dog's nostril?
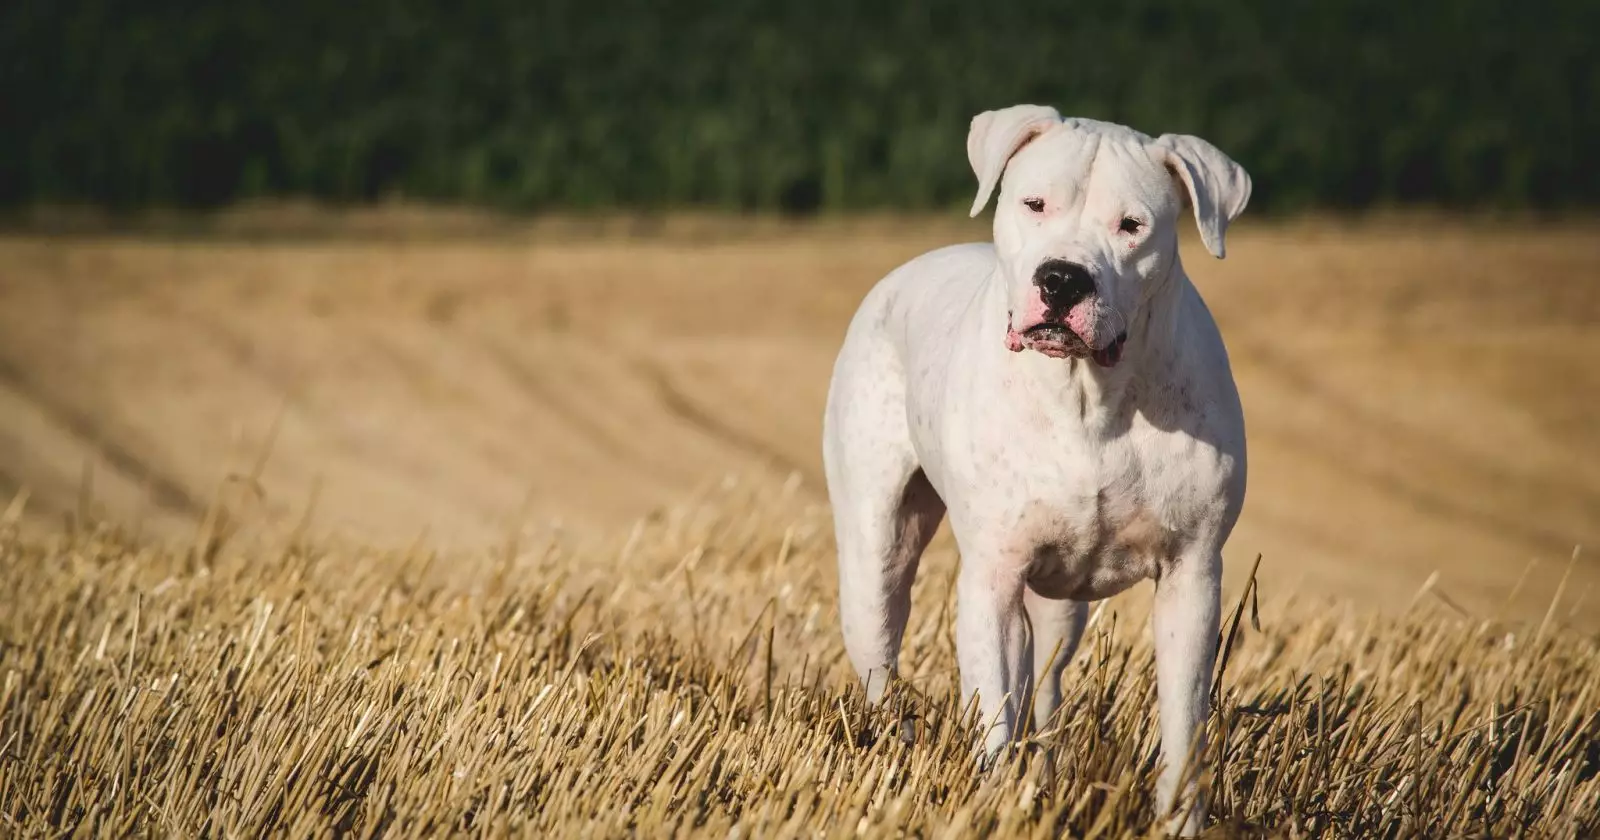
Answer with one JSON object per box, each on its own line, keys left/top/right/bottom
{"left": 1033, "top": 260, "right": 1096, "bottom": 312}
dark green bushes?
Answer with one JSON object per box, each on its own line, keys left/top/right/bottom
{"left": 2, "top": 0, "right": 1592, "bottom": 212}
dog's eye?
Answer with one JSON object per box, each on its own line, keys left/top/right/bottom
{"left": 1023, "top": 198, "right": 1045, "bottom": 213}
{"left": 1118, "top": 217, "right": 1144, "bottom": 235}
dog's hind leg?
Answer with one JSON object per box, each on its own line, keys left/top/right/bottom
{"left": 823, "top": 334, "right": 945, "bottom": 705}
{"left": 1023, "top": 589, "right": 1088, "bottom": 731}
{"left": 835, "top": 467, "right": 944, "bottom": 704}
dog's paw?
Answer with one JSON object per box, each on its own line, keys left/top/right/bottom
{"left": 1158, "top": 788, "right": 1207, "bottom": 838}
{"left": 1163, "top": 811, "right": 1206, "bottom": 839}
{"left": 853, "top": 712, "right": 919, "bottom": 749}
{"left": 972, "top": 738, "right": 1054, "bottom": 776}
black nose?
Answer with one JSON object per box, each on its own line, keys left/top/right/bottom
{"left": 1033, "top": 259, "right": 1096, "bottom": 314}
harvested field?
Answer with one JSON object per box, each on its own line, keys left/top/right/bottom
{"left": 1, "top": 215, "right": 1597, "bottom": 617}
{"left": 1, "top": 486, "right": 1596, "bottom": 837}
{"left": 1, "top": 213, "right": 1598, "bottom": 836}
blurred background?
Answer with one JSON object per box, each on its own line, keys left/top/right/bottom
{"left": 4, "top": 0, "right": 1597, "bottom": 213}
{"left": 0, "top": 1, "right": 1596, "bottom": 621}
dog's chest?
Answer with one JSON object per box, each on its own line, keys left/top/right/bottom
{"left": 1010, "top": 487, "right": 1171, "bottom": 601}
{"left": 957, "top": 412, "right": 1222, "bottom": 602}
{"left": 1011, "top": 449, "right": 1172, "bottom": 600}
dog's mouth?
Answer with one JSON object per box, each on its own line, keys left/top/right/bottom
{"left": 1018, "top": 324, "right": 1128, "bottom": 367}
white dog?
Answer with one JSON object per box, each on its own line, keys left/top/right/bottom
{"left": 822, "top": 105, "right": 1250, "bottom": 835}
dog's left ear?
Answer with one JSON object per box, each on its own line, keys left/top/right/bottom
{"left": 1152, "top": 134, "right": 1252, "bottom": 259}
{"left": 967, "top": 105, "right": 1062, "bottom": 217}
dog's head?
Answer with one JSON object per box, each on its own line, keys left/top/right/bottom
{"left": 968, "top": 106, "right": 1251, "bottom": 366}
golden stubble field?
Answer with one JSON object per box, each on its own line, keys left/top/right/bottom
{"left": 1, "top": 212, "right": 1598, "bottom": 836}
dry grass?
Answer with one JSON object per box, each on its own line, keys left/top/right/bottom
{"left": 2, "top": 214, "right": 1598, "bottom": 836}
{"left": 3, "top": 481, "right": 1597, "bottom": 838}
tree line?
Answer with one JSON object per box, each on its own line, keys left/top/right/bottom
{"left": 2, "top": 0, "right": 1592, "bottom": 213}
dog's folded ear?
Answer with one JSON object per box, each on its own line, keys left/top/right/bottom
{"left": 967, "top": 105, "right": 1062, "bottom": 218}
{"left": 1152, "top": 134, "right": 1252, "bottom": 259}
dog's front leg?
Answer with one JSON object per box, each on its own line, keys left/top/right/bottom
{"left": 1152, "top": 549, "right": 1222, "bottom": 837}
{"left": 956, "top": 556, "right": 1033, "bottom": 763}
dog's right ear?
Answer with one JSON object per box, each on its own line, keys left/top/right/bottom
{"left": 967, "top": 105, "right": 1062, "bottom": 217}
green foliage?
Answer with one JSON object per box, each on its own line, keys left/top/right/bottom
{"left": 2, "top": 0, "right": 1594, "bottom": 212}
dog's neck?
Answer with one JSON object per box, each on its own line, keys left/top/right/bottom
{"left": 988, "top": 258, "right": 1187, "bottom": 428}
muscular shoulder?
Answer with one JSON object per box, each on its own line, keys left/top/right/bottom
{"left": 1136, "top": 279, "right": 1246, "bottom": 458}
{"left": 842, "top": 242, "right": 995, "bottom": 355}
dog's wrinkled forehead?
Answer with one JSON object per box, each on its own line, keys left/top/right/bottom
{"left": 1049, "top": 117, "right": 1153, "bottom": 148}
{"left": 1002, "top": 119, "right": 1167, "bottom": 206}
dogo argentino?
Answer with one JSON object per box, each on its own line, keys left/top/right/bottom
{"left": 822, "top": 105, "right": 1250, "bottom": 835}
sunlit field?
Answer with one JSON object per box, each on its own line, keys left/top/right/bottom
{"left": 2, "top": 215, "right": 1598, "bottom": 836}
{"left": 3, "top": 482, "right": 1597, "bottom": 837}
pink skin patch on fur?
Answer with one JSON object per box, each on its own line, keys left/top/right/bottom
{"left": 1011, "top": 287, "right": 1054, "bottom": 334}
{"left": 1005, "top": 286, "right": 1126, "bottom": 367}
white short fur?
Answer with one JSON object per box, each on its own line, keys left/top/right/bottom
{"left": 822, "top": 105, "right": 1251, "bottom": 836}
